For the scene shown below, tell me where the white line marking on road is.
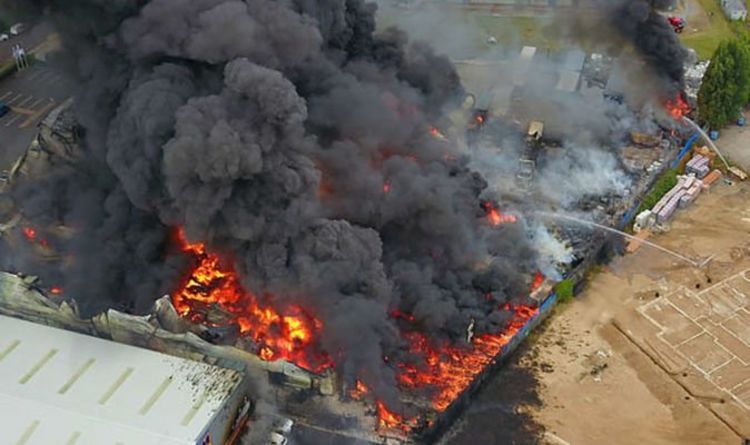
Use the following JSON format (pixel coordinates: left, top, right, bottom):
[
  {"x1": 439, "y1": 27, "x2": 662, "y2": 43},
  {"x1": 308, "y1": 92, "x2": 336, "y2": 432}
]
[
  {"x1": 6, "y1": 93, "x2": 23, "y2": 105},
  {"x1": 28, "y1": 97, "x2": 46, "y2": 110},
  {"x1": 17, "y1": 96, "x2": 35, "y2": 107},
  {"x1": 0, "y1": 114, "x2": 13, "y2": 126},
  {"x1": 0, "y1": 91, "x2": 12, "y2": 101}
]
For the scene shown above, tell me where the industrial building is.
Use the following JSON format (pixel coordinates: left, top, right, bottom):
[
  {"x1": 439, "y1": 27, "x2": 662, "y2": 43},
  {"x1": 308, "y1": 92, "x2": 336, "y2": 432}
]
[
  {"x1": 0, "y1": 314, "x2": 252, "y2": 445},
  {"x1": 721, "y1": 0, "x2": 747, "y2": 21}
]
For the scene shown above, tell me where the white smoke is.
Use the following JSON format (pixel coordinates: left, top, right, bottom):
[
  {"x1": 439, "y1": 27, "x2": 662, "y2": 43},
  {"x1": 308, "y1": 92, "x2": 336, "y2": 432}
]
[
  {"x1": 529, "y1": 223, "x2": 573, "y2": 280},
  {"x1": 537, "y1": 143, "x2": 631, "y2": 206}
]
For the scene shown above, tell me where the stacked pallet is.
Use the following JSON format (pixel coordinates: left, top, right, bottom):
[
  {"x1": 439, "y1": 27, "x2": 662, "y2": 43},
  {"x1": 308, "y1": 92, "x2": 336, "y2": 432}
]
[
  {"x1": 651, "y1": 175, "x2": 702, "y2": 224},
  {"x1": 686, "y1": 155, "x2": 710, "y2": 178},
  {"x1": 702, "y1": 169, "x2": 722, "y2": 187},
  {"x1": 679, "y1": 180, "x2": 702, "y2": 207}
]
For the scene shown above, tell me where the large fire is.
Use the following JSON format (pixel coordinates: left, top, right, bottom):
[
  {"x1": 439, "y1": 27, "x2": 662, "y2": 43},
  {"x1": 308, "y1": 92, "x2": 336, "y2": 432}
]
[
  {"x1": 397, "y1": 304, "x2": 537, "y2": 411},
  {"x1": 665, "y1": 92, "x2": 691, "y2": 120},
  {"x1": 172, "y1": 228, "x2": 544, "y2": 435},
  {"x1": 482, "y1": 201, "x2": 518, "y2": 226},
  {"x1": 171, "y1": 228, "x2": 333, "y2": 373}
]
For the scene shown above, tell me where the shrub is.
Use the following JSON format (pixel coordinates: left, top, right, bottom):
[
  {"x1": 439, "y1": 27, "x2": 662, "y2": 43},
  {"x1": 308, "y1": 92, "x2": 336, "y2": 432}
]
[
  {"x1": 555, "y1": 279, "x2": 574, "y2": 304},
  {"x1": 0, "y1": 61, "x2": 16, "y2": 82},
  {"x1": 637, "y1": 168, "x2": 679, "y2": 213}
]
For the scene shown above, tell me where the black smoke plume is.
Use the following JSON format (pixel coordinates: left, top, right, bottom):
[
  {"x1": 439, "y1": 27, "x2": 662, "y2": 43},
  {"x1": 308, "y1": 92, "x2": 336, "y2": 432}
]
[
  {"x1": 611, "y1": 0, "x2": 688, "y2": 93},
  {"x1": 0, "y1": 0, "x2": 538, "y2": 403}
]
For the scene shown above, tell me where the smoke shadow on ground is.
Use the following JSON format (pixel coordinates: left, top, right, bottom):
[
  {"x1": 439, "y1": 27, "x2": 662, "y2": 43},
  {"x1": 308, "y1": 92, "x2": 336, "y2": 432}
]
[{"x1": 441, "y1": 342, "x2": 544, "y2": 445}]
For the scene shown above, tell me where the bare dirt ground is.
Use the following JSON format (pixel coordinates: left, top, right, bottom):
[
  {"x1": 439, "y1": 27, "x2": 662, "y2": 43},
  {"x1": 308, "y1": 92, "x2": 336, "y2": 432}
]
[{"x1": 526, "y1": 180, "x2": 750, "y2": 445}]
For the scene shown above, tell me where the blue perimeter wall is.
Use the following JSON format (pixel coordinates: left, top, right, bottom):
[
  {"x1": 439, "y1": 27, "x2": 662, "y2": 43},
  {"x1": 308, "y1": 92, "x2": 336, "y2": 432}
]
[
  {"x1": 498, "y1": 132, "x2": 698, "y2": 374},
  {"x1": 502, "y1": 292, "x2": 558, "y2": 356}
]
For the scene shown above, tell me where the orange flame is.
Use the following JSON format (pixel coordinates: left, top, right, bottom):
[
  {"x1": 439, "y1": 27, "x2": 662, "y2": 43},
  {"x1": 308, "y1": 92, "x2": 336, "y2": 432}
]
[
  {"x1": 482, "y1": 201, "x2": 518, "y2": 226},
  {"x1": 22, "y1": 227, "x2": 37, "y2": 241},
  {"x1": 376, "y1": 401, "x2": 419, "y2": 432},
  {"x1": 665, "y1": 93, "x2": 691, "y2": 120},
  {"x1": 172, "y1": 229, "x2": 543, "y2": 435},
  {"x1": 429, "y1": 127, "x2": 447, "y2": 141},
  {"x1": 350, "y1": 379, "x2": 370, "y2": 400},
  {"x1": 374, "y1": 303, "x2": 538, "y2": 432},
  {"x1": 531, "y1": 272, "x2": 544, "y2": 291},
  {"x1": 50, "y1": 287, "x2": 63, "y2": 295},
  {"x1": 403, "y1": 305, "x2": 537, "y2": 411},
  {"x1": 172, "y1": 228, "x2": 333, "y2": 374},
  {"x1": 21, "y1": 226, "x2": 50, "y2": 249}
]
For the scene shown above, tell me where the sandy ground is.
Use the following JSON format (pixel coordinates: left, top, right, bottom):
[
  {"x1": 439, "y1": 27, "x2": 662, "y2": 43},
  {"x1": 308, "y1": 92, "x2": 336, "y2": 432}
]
[{"x1": 527, "y1": 180, "x2": 750, "y2": 445}]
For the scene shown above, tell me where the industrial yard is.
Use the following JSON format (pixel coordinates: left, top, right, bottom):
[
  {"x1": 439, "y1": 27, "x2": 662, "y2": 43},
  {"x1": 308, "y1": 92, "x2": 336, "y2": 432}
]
[
  {"x1": 0, "y1": 0, "x2": 748, "y2": 444},
  {"x1": 526, "y1": 179, "x2": 750, "y2": 445}
]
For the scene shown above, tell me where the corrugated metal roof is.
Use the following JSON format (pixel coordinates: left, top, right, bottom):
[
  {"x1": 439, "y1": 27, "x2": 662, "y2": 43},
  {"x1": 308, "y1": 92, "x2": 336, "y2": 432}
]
[
  {"x1": 513, "y1": 46, "x2": 537, "y2": 87},
  {"x1": 0, "y1": 315, "x2": 243, "y2": 445}
]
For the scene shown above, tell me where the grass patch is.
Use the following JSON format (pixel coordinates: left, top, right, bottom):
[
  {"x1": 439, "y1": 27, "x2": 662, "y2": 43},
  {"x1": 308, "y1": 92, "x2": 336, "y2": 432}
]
[
  {"x1": 555, "y1": 279, "x2": 575, "y2": 304},
  {"x1": 0, "y1": 54, "x2": 37, "y2": 84},
  {"x1": 681, "y1": 0, "x2": 750, "y2": 59},
  {"x1": 0, "y1": 61, "x2": 16, "y2": 82},
  {"x1": 637, "y1": 168, "x2": 679, "y2": 213}
]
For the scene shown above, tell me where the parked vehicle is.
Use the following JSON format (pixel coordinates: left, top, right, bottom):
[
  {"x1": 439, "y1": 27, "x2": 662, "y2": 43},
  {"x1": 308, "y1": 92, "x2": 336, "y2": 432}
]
[
  {"x1": 0, "y1": 101, "x2": 10, "y2": 118},
  {"x1": 10, "y1": 23, "x2": 25, "y2": 36},
  {"x1": 269, "y1": 432, "x2": 288, "y2": 445},
  {"x1": 273, "y1": 418, "x2": 294, "y2": 435},
  {"x1": 268, "y1": 418, "x2": 294, "y2": 445},
  {"x1": 668, "y1": 16, "x2": 685, "y2": 33},
  {"x1": 0, "y1": 33, "x2": 9, "y2": 42}
]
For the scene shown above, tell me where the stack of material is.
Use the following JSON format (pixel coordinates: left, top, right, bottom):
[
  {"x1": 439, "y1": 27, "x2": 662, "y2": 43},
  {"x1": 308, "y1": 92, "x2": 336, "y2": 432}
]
[
  {"x1": 686, "y1": 155, "x2": 710, "y2": 178},
  {"x1": 679, "y1": 180, "x2": 702, "y2": 207},
  {"x1": 702, "y1": 169, "x2": 722, "y2": 187},
  {"x1": 729, "y1": 166, "x2": 748, "y2": 181},
  {"x1": 630, "y1": 131, "x2": 661, "y2": 147},
  {"x1": 693, "y1": 145, "x2": 717, "y2": 163},
  {"x1": 634, "y1": 209, "x2": 655, "y2": 232},
  {"x1": 651, "y1": 175, "x2": 702, "y2": 224}
]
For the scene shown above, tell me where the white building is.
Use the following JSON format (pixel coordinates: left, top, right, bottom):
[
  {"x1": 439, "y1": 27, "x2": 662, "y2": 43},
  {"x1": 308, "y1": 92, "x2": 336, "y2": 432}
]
[
  {"x1": 0, "y1": 315, "x2": 251, "y2": 445},
  {"x1": 721, "y1": 0, "x2": 747, "y2": 21}
]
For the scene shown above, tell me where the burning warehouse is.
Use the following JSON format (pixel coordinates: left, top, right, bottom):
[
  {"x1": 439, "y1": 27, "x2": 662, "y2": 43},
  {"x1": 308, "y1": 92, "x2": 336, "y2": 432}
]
[{"x1": 0, "y1": 0, "x2": 698, "y2": 443}]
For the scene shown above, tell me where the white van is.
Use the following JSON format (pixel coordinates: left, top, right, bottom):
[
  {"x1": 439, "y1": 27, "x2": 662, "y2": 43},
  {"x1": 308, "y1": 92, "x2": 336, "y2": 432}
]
[{"x1": 10, "y1": 23, "x2": 25, "y2": 36}]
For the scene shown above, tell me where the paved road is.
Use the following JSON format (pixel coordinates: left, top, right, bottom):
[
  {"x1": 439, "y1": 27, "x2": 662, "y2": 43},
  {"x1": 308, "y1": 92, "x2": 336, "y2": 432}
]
[
  {"x1": 0, "y1": 62, "x2": 73, "y2": 171},
  {"x1": 0, "y1": 21, "x2": 53, "y2": 66},
  {"x1": 717, "y1": 110, "x2": 750, "y2": 172}
]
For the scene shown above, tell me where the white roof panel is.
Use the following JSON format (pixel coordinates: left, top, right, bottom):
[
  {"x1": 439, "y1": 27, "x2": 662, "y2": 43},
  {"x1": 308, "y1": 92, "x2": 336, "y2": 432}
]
[
  {"x1": 556, "y1": 70, "x2": 581, "y2": 92},
  {"x1": 0, "y1": 315, "x2": 243, "y2": 445}
]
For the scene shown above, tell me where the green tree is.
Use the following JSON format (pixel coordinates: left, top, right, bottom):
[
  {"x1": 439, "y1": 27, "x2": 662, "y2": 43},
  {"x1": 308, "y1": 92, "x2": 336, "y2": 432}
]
[
  {"x1": 738, "y1": 36, "x2": 750, "y2": 107},
  {"x1": 698, "y1": 39, "x2": 750, "y2": 129}
]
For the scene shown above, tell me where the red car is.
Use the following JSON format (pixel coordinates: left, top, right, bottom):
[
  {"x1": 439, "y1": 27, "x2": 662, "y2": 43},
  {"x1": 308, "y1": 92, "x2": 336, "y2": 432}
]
[{"x1": 668, "y1": 16, "x2": 685, "y2": 33}]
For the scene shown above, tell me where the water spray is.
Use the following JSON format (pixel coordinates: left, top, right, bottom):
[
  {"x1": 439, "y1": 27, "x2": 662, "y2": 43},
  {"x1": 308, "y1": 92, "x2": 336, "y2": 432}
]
[
  {"x1": 536, "y1": 212, "x2": 710, "y2": 268},
  {"x1": 681, "y1": 117, "x2": 730, "y2": 170}
]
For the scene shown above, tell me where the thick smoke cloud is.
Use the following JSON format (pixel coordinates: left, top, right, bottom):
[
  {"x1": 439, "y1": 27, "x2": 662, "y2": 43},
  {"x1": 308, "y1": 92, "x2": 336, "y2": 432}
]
[
  {"x1": 0, "y1": 0, "x2": 537, "y2": 403},
  {"x1": 611, "y1": 0, "x2": 688, "y2": 92}
]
